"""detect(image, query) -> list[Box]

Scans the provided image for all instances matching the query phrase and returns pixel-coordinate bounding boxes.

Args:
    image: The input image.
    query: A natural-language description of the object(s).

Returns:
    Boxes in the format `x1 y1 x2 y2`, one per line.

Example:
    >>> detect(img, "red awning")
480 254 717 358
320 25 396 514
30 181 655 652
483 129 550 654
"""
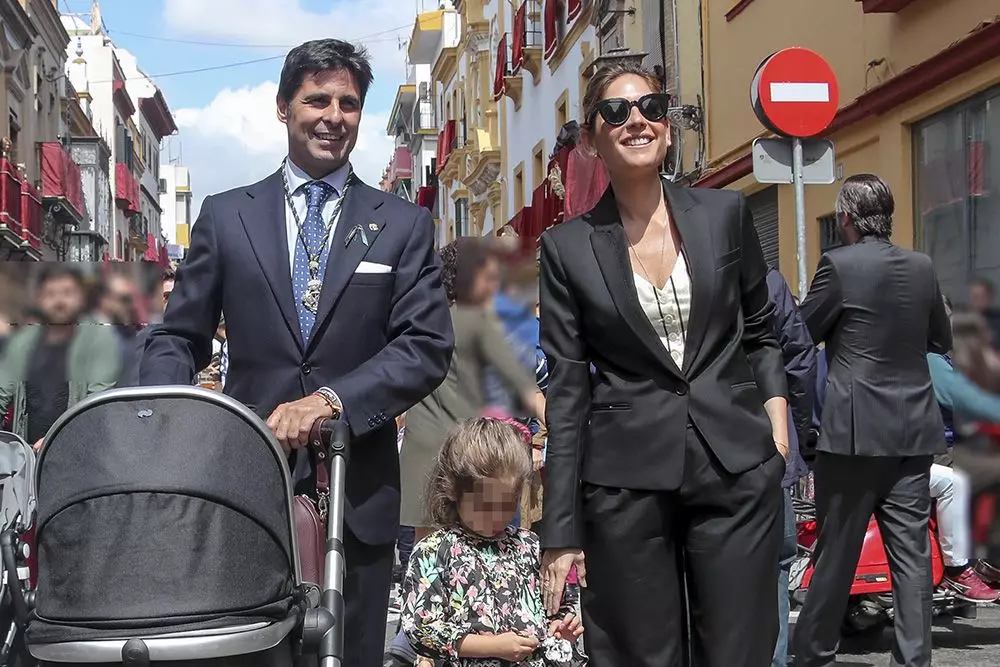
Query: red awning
543 0 559 60
511 2 527 74
494 33 508 101
563 146 610 219
568 0 582 21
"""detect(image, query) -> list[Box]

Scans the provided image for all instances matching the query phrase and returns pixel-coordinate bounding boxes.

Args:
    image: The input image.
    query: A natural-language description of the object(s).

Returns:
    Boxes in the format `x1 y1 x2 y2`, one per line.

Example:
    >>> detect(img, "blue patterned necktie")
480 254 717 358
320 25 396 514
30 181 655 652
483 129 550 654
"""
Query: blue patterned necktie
292 180 336 343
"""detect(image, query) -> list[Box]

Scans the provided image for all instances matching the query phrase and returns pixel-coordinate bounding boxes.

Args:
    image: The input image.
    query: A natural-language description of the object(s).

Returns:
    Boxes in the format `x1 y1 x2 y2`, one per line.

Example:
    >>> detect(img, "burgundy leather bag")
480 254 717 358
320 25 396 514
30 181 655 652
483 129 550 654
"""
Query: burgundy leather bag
293 432 330 586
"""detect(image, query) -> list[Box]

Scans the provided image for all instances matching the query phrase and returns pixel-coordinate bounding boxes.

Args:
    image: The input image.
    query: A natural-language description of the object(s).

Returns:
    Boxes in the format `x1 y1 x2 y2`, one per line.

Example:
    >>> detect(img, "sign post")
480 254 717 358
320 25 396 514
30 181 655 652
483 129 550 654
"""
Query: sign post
750 47 840 297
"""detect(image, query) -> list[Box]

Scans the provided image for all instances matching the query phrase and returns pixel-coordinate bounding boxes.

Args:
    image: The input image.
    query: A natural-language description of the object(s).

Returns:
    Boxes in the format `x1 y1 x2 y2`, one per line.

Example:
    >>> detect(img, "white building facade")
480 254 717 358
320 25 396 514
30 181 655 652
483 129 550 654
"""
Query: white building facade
158 162 191 260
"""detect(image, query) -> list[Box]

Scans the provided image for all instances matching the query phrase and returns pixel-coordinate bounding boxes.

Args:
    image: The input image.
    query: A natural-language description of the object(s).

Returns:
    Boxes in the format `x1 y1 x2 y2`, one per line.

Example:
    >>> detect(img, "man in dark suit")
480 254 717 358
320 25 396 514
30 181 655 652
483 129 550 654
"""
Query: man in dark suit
138 39 453 667
793 174 951 667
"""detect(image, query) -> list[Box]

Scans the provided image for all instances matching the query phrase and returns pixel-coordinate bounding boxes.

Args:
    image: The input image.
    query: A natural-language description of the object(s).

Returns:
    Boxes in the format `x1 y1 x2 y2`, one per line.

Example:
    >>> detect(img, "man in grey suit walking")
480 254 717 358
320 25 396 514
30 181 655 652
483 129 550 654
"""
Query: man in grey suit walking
793 174 952 667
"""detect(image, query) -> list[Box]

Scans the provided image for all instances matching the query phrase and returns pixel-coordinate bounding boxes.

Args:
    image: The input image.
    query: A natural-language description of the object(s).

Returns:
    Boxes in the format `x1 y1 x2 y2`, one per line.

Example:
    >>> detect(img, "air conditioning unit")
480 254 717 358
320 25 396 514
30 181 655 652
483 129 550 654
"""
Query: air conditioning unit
418 82 429 100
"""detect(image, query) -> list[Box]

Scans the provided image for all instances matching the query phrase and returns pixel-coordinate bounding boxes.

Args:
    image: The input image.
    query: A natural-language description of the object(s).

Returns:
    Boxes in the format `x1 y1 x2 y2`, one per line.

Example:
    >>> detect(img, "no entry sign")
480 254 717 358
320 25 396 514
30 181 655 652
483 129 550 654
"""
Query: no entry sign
750 48 839 138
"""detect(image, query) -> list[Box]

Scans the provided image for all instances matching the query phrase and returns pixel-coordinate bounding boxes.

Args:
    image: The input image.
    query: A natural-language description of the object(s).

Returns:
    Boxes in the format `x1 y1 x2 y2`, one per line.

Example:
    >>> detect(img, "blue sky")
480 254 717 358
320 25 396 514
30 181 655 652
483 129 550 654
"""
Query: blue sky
59 0 433 207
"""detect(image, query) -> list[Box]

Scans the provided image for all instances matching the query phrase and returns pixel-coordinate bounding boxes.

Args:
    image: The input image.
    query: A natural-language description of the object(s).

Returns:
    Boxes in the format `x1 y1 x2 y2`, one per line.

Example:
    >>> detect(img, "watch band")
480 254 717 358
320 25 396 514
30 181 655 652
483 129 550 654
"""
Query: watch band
313 387 342 416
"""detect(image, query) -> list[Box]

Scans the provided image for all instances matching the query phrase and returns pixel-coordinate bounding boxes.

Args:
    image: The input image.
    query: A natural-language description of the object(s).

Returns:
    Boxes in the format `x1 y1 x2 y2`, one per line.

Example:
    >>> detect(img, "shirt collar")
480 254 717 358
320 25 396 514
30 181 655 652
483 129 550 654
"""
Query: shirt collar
284 158 351 197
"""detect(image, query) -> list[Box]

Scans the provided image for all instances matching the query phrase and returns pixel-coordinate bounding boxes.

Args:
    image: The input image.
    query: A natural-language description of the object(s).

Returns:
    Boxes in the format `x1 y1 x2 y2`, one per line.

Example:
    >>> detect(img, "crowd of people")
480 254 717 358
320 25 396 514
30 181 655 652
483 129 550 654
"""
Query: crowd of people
2 39 1000 667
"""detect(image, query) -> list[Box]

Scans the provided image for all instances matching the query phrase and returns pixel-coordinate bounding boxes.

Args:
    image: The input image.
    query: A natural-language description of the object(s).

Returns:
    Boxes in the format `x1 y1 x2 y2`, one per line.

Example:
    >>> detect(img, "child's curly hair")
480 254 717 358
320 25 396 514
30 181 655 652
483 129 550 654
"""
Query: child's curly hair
426 417 533 529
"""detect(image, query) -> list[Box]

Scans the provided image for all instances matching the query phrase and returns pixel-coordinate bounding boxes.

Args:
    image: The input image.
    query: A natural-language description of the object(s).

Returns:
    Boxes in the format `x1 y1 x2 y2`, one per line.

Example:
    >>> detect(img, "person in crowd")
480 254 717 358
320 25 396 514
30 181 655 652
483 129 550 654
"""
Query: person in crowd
538 61 789 667
950 309 1000 393
0 265 121 449
794 174 951 667
119 267 175 388
138 39 454 667
766 267 816 667
389 238 538 666
400 417 585 667
96 270 140 352
967 276 1000 346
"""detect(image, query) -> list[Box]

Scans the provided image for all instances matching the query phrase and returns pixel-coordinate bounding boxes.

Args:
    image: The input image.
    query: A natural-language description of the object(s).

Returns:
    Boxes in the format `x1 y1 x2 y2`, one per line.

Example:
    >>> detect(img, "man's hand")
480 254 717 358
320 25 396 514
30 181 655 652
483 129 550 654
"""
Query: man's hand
541 548 587 616
266 394 334 451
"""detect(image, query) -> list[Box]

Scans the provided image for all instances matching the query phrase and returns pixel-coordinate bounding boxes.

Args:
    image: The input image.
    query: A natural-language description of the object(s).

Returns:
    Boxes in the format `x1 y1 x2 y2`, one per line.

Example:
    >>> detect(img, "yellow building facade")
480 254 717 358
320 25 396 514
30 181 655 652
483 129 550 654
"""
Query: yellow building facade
677 0 1000 299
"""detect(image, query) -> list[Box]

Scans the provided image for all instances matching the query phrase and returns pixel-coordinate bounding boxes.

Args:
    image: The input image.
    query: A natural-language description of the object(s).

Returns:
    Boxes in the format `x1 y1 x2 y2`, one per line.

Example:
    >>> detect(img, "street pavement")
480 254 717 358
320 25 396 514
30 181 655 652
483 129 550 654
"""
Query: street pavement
384 605 1000 666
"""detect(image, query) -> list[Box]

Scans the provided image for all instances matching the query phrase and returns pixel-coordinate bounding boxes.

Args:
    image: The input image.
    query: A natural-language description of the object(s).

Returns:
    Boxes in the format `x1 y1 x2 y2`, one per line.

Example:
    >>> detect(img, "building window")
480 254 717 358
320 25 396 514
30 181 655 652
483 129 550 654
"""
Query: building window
532 142 545 188
455 198 469 237
914 85 999 302
556 89 569 130
818 213 842 255
514 163 525 211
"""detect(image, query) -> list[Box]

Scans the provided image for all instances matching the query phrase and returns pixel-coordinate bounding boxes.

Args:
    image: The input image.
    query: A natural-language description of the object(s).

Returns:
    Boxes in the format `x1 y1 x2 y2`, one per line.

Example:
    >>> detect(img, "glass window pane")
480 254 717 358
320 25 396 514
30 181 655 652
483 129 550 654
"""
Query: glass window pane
915 108 967 301
970 94 1000 293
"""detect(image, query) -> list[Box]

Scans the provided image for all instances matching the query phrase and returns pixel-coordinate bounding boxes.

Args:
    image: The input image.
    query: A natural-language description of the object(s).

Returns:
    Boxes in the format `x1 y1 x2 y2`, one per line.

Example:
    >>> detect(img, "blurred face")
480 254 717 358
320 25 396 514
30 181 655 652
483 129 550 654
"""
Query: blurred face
472 256 501 305
458 476 521 538
969 283 993 312
277 69 362 179
101 275 134 324
38 276 85 326
161 278 175 311
585 74 671 176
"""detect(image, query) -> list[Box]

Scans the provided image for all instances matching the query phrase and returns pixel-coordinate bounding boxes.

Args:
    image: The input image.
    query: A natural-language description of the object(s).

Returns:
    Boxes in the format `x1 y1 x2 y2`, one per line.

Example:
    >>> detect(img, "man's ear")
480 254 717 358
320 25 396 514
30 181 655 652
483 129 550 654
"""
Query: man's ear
276 95 289 124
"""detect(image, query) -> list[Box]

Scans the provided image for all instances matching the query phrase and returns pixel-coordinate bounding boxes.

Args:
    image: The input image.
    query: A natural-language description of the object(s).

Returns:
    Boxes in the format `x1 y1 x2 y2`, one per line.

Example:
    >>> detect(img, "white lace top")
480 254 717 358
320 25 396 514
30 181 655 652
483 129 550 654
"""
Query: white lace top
633 251 692 369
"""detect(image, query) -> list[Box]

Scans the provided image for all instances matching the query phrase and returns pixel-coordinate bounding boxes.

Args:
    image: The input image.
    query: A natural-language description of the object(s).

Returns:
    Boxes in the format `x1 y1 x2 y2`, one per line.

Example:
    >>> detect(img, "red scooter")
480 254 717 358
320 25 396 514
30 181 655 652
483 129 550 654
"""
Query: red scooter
790 499 976 636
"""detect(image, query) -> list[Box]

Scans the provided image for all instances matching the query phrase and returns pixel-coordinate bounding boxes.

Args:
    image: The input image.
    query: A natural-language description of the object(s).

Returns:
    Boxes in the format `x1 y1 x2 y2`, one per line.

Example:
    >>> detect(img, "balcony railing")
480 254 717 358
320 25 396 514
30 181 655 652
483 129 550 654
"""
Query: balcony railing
20 180 43 250
0 157 21 237
413 102 437 133
40 142 85 221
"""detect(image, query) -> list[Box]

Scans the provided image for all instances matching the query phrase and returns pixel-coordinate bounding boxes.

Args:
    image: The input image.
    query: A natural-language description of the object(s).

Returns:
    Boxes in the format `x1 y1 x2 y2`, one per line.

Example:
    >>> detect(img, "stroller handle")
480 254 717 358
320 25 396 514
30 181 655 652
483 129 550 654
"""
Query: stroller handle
308 418 349 667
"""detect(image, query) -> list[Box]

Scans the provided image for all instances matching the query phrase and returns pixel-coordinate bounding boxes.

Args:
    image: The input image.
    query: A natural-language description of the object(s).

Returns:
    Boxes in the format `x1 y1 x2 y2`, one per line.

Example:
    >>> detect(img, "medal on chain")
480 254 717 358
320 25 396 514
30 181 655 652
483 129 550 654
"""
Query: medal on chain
281 160 354 314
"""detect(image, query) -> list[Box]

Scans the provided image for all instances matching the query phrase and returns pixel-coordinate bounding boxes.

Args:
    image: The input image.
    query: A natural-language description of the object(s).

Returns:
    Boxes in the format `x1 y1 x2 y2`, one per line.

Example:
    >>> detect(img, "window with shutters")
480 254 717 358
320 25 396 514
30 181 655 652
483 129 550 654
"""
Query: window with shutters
747 186 779 269
818 213 842 254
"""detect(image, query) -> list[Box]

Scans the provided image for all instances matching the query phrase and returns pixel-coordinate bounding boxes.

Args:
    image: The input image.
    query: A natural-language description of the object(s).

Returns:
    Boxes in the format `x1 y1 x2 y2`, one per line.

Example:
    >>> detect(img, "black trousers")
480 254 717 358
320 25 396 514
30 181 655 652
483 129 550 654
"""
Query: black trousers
792 453 934 667
579 423 785 667
343 527 396 667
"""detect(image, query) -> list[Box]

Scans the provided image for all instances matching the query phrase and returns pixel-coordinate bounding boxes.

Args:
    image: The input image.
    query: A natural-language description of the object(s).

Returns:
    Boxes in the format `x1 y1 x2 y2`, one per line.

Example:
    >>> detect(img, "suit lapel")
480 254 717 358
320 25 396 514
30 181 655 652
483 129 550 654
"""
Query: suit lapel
307 181 386 350
663 179 716 374
239 171 303 352
588 188 684 379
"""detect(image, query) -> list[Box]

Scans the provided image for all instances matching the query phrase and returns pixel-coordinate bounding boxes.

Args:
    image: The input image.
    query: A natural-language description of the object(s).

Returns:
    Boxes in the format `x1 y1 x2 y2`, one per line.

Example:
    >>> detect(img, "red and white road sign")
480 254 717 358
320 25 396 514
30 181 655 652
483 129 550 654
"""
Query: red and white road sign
750 48 840 138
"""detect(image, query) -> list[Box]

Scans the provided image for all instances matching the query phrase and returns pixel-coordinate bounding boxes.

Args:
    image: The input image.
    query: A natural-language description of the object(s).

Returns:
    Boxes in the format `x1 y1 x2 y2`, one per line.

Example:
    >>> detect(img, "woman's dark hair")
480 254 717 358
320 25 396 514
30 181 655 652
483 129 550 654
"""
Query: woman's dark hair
425 418 533 530
581 61 665 128
439 237 494 305
278 39 374 105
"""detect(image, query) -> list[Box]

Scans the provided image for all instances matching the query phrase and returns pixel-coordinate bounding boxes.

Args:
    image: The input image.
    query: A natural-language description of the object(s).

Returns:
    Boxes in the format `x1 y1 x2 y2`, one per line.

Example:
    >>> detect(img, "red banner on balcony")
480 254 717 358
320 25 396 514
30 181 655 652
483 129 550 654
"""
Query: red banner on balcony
436 120 456 175
494 33 508 101
416 186 437 212
41 142 85 220
391 146 413 182
567 0 582 21
564 145 611 218
511 2 527 75
115 163 141 214
543 0 559 60
144 233 159 262
0 157 22 236
158 243 170 269
20 180 43 250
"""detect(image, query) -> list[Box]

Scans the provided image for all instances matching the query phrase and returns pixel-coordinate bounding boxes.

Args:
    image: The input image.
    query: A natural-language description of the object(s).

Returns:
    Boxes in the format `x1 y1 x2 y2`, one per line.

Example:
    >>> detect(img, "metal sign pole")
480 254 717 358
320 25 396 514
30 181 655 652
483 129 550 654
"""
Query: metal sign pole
792 137 808 298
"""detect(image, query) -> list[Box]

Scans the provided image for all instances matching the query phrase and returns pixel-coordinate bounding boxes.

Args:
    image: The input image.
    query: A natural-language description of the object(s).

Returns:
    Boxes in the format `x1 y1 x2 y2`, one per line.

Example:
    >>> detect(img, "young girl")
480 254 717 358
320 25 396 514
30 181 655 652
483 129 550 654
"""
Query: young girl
400 418 587 667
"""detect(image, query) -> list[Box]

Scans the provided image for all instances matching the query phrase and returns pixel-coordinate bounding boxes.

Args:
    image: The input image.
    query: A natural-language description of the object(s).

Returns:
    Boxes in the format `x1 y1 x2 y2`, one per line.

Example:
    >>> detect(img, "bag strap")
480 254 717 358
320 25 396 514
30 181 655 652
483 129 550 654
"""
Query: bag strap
308 421 331 519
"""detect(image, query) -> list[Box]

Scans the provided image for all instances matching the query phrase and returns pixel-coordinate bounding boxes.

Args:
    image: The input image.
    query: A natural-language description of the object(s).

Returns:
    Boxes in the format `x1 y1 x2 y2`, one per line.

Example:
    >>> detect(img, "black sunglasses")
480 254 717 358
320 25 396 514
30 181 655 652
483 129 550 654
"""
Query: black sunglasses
591 93 672 127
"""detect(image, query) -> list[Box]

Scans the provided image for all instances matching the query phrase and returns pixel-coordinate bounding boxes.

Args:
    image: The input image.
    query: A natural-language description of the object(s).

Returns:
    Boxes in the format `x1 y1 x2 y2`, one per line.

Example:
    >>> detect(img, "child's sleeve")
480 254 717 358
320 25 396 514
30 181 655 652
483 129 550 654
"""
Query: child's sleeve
400 533 473 661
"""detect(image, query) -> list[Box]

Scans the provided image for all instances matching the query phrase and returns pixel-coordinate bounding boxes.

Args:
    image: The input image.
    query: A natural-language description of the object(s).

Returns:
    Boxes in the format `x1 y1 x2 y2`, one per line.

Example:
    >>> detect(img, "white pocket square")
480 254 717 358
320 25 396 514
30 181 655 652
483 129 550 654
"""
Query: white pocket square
356 261 393 274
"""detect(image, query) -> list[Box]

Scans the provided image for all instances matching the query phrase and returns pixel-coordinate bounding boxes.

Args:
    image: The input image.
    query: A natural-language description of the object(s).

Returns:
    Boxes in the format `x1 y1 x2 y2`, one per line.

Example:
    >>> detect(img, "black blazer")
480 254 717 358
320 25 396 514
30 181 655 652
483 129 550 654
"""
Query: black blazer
138 170 454 545
538 179 787 549
800 237 951 458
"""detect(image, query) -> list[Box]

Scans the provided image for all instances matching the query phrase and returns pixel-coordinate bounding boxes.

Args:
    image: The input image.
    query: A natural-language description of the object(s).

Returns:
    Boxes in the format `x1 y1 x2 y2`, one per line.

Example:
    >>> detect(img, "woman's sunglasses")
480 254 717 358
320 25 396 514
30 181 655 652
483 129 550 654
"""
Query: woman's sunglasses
591 93 672 127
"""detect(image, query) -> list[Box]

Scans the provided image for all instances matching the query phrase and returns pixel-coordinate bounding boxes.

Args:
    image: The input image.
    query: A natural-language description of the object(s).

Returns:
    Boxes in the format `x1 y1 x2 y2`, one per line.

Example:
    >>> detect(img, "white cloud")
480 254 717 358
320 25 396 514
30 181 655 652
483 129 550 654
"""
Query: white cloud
172 81 395 213
161 0 421 89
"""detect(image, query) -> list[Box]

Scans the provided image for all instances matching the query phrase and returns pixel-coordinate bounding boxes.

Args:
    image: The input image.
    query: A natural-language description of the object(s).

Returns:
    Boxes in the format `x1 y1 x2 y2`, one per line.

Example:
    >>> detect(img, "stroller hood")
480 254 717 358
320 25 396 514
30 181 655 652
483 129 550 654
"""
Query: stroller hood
28 387 301 643
0 430 36 532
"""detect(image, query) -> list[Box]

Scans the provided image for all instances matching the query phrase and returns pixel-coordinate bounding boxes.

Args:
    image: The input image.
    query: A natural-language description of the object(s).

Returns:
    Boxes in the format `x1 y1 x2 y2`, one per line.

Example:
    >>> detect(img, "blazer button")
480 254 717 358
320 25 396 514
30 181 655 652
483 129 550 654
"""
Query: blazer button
368 417 376 427
300 363 311 375
675 386 688 396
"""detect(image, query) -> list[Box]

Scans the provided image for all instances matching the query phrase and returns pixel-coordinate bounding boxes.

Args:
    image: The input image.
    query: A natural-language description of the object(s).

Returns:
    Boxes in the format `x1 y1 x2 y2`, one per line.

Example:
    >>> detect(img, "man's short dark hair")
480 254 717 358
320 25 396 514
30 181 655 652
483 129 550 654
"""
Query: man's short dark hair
970 276 994 297
36 263 85 291
835 173 894 239
278 39 374 105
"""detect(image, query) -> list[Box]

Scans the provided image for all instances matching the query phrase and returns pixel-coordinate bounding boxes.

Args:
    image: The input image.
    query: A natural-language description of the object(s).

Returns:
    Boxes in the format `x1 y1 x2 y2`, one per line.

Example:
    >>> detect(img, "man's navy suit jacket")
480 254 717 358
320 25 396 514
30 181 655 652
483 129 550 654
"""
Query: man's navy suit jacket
138 169 454 546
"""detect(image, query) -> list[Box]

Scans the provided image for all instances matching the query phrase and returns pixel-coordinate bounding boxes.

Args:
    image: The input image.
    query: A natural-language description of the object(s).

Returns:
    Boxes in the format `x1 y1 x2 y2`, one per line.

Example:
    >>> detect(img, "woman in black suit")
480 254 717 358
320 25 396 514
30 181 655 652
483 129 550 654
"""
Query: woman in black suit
538 63 790 667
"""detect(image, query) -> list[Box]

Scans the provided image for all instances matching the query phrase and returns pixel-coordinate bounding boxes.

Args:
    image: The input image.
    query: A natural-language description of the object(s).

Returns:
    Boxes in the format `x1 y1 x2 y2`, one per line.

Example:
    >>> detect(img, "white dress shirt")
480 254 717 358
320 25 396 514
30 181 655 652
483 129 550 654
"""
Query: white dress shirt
283 158 351 277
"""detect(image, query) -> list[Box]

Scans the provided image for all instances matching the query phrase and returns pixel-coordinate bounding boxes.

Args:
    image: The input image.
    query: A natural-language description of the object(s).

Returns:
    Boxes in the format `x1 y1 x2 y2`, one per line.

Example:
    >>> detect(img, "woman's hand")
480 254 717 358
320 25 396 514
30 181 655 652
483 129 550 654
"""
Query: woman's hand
541 549 587 616
548 613 584 641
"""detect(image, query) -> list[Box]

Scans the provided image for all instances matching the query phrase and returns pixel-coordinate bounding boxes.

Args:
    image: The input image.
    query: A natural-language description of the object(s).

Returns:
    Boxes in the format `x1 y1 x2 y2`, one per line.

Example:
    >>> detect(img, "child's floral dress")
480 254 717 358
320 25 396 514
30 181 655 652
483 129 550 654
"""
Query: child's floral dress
401 525 587 667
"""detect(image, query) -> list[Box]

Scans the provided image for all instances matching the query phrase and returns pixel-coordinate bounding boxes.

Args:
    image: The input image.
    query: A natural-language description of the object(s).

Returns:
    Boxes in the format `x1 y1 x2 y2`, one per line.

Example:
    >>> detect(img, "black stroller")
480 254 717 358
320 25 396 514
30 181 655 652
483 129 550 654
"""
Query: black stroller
17 387 349 667
0 429 36 666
